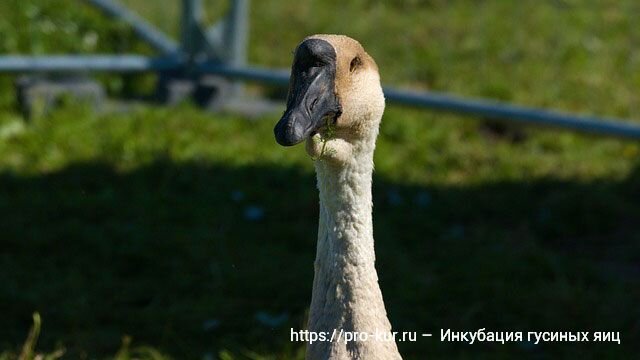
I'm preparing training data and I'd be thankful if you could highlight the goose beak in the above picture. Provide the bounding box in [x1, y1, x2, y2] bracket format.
[274, 39, 341, 146]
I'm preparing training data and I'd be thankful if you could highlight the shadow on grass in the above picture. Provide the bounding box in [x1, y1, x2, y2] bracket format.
[1, 161, 639, 359]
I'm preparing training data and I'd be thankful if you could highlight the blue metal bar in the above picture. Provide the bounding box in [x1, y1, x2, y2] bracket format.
[0, 55, 181, 72]
[197, 64, 640, 140]
[224, 0, 250, 96]
[383, 88, 640, 139]
[0, 55, 637, 140]
[197, 62, 289, 85]
[224, 0, 249, 68]
[180, 0, 204, 56]
[84, 0, 178, 54]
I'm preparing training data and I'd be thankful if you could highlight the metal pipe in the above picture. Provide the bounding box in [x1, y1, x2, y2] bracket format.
[84, 0, 178, 54]
[0, 55, 638, 140]
[0, 55, 181, 72]
[197, 63, 640, 140]
[224, 0, 250, 96]
[383, 88, 640, 139]
[197, 62, 289, 85]
[224, 0, 249, 67]
[180, 0, 203, 56]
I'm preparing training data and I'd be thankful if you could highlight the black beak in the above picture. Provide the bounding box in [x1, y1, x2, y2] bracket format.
[274, 38, 341, 146]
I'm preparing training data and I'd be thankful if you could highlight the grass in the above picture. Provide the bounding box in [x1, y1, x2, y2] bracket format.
[0, 1, 639, 359]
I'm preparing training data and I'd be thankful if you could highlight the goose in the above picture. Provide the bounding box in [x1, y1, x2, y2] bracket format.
[274, 35, 402, 360]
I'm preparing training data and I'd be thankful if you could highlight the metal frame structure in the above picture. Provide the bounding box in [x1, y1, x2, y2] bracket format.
[0, 0, 639, 139]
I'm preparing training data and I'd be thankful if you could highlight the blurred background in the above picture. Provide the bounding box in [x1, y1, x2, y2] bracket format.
[0, 0, 639, 359]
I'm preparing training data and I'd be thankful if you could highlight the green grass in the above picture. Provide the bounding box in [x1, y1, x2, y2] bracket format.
[1, 1, 639, 359]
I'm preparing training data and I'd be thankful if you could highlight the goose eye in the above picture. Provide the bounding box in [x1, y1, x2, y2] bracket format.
[350, 56, 362, 73]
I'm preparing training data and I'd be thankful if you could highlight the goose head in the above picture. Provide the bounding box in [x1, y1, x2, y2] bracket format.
[274, 34, 385, 148]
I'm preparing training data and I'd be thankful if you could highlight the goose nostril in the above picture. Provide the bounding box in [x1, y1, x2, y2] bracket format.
[310, 98, 319, 112]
